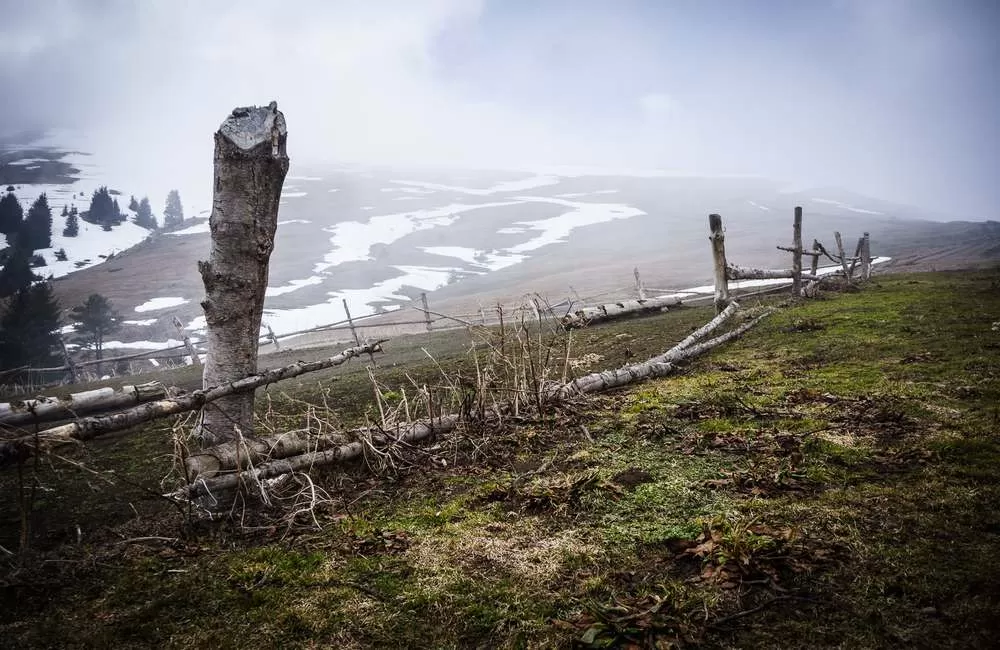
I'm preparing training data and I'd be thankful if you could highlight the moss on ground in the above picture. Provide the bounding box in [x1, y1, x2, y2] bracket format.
[1, 270, 998, 648]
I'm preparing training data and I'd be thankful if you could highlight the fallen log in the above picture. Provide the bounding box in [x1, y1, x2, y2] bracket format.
[177, 415, 461, 500]
[561, 294, 685, 329]
[0, 382, 166, 428]
[727, 265, 821, 282]
[0, 342, 384, 467]
[555, 309, 772, 398]
[175, 306, 772, 502]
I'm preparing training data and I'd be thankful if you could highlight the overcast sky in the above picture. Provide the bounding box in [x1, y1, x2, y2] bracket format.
[0, 0, 997, 218]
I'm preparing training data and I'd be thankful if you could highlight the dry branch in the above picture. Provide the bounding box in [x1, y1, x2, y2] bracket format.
[0, 382, 166, 427]
[0, 342, 384, 467]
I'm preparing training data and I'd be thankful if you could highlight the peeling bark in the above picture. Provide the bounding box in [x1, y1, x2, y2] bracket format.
[198, 102, 289, 446]
[727, 265, 821, 282]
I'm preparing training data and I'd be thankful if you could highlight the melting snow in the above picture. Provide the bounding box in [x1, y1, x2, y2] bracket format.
[266, 276, 324, 297]
[135, 297, 189, 312]
[123, 319, 157, 326]
[281, 191, 308, 198]
[167, 221, 210, 236]
[34, 219, 152, 279]
[505, 196, 645, 254]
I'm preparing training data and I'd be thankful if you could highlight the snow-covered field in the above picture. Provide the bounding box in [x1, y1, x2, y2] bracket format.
[3, 134, 909, 349]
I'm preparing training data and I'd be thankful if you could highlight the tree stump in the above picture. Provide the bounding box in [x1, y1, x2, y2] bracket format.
[197, 102, 289, 446]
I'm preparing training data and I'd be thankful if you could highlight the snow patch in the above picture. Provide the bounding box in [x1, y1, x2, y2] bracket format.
[505, 196, 645, 254]
[266, 276, 324, 297]
[167, 221, 210, 236]
[134, 297, 189, 312]
[123, 319, 157, 326]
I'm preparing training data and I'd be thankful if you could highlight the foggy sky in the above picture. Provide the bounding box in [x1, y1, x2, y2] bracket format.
[0, 0, 997, 218]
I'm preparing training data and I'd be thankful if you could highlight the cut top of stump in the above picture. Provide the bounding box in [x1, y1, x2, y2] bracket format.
[218, 101, 287, 153]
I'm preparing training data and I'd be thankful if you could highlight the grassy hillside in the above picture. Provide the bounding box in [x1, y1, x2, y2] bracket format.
[1, 270, 998, 648]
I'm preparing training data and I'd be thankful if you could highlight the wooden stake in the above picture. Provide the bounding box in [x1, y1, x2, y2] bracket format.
[342, 299, 361, 346]
[634, 267, 646, 300]
[791, 206, 803, 297]
[173, 316, 201, 366]
[197, 102, 289, 446]
[810, 239, 821, 276]
[862, 232, 872, 280]
[834, 231, 852, 281]
[420, 292, 432, 331]
[59, 336, 77, 384]
[709, 213, 730, 313]
[265, 323, 280, 351]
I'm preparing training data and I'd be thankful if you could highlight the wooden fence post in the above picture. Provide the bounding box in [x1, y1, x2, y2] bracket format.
[265, 323, 280, 351]
[834, 231, 852, 281]
[197, 102, 289, 447]
[791, 206, 803, 297]
[634, 267, 647, 300]
[59, 336, 78, 384]
[708, 213, 730, 313]
[421, 292, 432, 332]
[342, 299, 361, 346]
[173, 316, 201, 366]
[810, 239, 821, 276]
[849, 237, 864, 279]
[862, 232, 872, 280]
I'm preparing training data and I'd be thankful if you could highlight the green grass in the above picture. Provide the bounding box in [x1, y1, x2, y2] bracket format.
[1, 270, 999, 648]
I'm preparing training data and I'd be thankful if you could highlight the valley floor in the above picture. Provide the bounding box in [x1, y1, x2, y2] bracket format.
[1, 270, 998, 648]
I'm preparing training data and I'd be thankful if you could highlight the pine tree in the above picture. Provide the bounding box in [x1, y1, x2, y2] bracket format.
[135, 196, 157, 229]
[61, 205, 69, 218]
[70, 294, 120, 367]
[0, 247, 39, 297]
[85, 186, 117, 227]
[163, 189, 184, 228]
[0, 191, 24, 237]
[23, 193, 53, 250]
[63, 209, 79, 237]
[128, 195, 139, 212]
[113, 198, 123, 223]
[0, 282, 61, 370]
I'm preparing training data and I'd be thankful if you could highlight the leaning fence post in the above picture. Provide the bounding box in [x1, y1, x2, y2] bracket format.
[834, 231, 852, 281]
[342, 299, 361, 346]
[810, 239, 821, 276]
[849, 237, 863, 279]
[173, 316, 201, 366]
[634, 267, 646, 300]
[708, 213, 730, 313]
[791, 206, 803, 297]
[420, 292, 432, 331]
[196, 101, 289, 447]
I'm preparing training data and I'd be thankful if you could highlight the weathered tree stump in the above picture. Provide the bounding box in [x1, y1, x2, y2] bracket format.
[709, 213, 730, 313]
[197, 102, 289, 446]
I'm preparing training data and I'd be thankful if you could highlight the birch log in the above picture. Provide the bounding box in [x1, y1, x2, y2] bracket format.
[709, 213, 730, 313]
[791, 206, 803, 297]
[197, 102, 289, 446]
[561, 294, 684, 329]
[0, 342, 383, 466]
[726, 265, 822, 282]
[0, 382, 166, 428]
[176, 415, 461, 500]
